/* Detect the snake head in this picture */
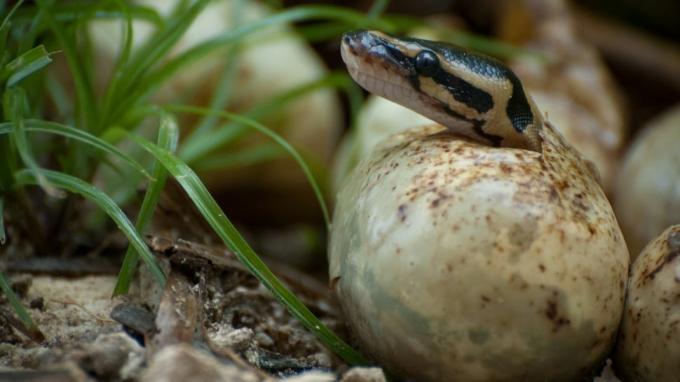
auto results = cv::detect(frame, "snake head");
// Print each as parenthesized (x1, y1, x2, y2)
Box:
(341, 30, 543, 152)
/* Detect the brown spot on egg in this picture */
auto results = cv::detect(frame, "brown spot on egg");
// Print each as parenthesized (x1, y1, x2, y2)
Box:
(397, 204, 407, 222)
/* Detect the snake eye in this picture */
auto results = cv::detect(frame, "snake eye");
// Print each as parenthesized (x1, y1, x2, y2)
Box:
(415, 50, 439, 77)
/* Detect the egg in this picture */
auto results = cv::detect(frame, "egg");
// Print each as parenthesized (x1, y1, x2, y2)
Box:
(614, 225, 680, 381)
(329, 123, 628, 381)
(615, 105, 680, 257)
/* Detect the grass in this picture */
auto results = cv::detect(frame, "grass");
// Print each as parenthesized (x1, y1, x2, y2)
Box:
(0, 0, 534, 367)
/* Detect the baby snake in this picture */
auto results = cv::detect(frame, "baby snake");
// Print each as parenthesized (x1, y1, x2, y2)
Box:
(340, 30, 543, 152)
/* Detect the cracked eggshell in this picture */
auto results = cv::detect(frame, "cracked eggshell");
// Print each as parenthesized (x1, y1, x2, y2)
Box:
(329, 124, 628, 381)
(615, 105, 680, 258)
(615, 225, 680, 382)
(503, 0, 626, 193)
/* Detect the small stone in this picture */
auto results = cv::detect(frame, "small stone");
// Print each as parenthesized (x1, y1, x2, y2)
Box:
(29, 297, 44, 310)
(207, 326, 254, 352)
(254, 331, 274, 347)
(142, 344, 259, 382)
(70, 332, 144, 381)
(281, 370, 336, 382)
(110, 302, 157, 337)
(341, 367, 386, 382)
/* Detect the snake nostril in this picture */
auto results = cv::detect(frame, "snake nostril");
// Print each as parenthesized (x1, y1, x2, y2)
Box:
(342, 34, 352, 46)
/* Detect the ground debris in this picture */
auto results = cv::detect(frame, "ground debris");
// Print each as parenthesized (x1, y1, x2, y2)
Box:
(0, 236, 356, 381)
(141, 344, 261, 382)
(69, 332, 144, 381)
(340, 368, 387, 382)
(0, 363, 89, 382)
(145, 235, 345, 377)
(110, 302, 156, 340)
(281, 370, 336, 382)
(149, 271, 199, 353)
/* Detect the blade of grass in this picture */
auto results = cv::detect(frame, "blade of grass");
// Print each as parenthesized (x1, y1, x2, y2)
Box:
(0, 271, 43, 341)
(0, 0, 24, 30)
(12, 2, 164, 26)
(113, 112, 178, 296)
(126, 132, 367, 366)
(0, 120, 152, 180)
(1, 45, 52, 87)
(367, 0, 390, 19)
(3, 87, 60, 197)
(180, 72, 353, 162)
(45, 72, 72, 119)
(0, 23, 9, 70)
(37, 0, 98, 131)
(13, 168, 166, 286)
(104, 0, 210, 125)
(193, 142, 283, 171)
(100, 0, 135, 129)
(296, 21, 351, 42)
(108, 5, 395, 123)
(0, 197, 5, 244)
(191, 0, 246, 137)
(15, 1, 49, 56)
(166, 104, 330, 230)
(190, 43, 242, 137)
(0, 0, 24, 69)
(439, 29, 545, 61)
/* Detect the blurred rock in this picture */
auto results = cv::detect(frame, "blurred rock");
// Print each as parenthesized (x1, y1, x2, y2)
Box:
(142, 344, 260, 382)
(340, 367, 387, 382)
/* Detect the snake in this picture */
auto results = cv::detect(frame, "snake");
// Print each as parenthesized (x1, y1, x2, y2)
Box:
(340, 30, 544, 152)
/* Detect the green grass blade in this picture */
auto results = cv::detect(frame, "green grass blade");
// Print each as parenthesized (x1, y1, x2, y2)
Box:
(163, 4, 394, 75)
(0, 23, 9, 70)
(190, 43, 241, 137)
(193, 143, 283, 172)
(100, 0, 135, 126)
(0, 271, 42, 340)
(37, 0, 98, 131)
(180, 72, 352, 162)
(13, 2, 164, 26)
(0, 197, 5, 244)
(113, 112, 178, 296)
(191, 0, 245, 138)
(126, 133, 367, 365)
(439, 29, 543, 61)
(296, 21, 350, 42)
(3, 87, 59, 196)
(0, 0, 24, 30)
(367, 0, 390, 19)
(107, 5, 395, 122)
(105, 0, 209, 124)
(13, 168, 166, 286)
(2, 45, 52, 87)
(167, 104, 330, 230)
(0, 120, 152, 180)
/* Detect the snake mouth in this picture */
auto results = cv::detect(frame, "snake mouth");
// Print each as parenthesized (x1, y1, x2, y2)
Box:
(341, 30, 415, 83)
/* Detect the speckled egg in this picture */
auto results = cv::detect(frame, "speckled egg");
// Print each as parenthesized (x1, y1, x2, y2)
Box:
(615, 105, 680, 257)
(615, 225, 680, 382)
(329, 123, 629, 381)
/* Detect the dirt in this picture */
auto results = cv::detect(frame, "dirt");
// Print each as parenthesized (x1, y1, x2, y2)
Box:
(0, 233, 385, 382)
